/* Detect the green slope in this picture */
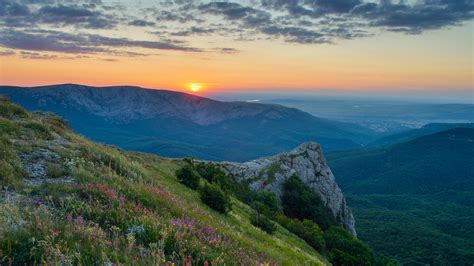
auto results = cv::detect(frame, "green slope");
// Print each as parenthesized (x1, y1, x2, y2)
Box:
(0, 97, 327, 265)
(327, 129, 474, 264)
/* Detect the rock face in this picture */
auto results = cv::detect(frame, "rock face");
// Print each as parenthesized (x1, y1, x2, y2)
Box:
(220, 142, 356, 236)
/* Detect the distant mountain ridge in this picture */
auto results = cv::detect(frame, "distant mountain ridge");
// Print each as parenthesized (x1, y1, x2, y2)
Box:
(328, 128, 474, 194)
(0, 84, 312, 125)
(0, 84, 374, 161)
(369, 122, 474, 147)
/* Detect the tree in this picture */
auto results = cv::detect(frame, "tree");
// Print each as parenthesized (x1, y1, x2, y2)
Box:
(250, 212, 276, 234)
(176, 164, 200, 190)
(324, 226, 375, 265)
(200, 183, 232, 213)
(282, 175, 335, 229)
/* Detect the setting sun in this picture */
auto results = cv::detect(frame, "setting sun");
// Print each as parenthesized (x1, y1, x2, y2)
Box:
(189, 83, 202, 92)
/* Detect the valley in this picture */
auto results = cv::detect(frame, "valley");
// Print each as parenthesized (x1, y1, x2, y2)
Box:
(327, 128, 474, 264)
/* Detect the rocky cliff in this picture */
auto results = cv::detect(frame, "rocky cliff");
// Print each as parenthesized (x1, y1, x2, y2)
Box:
(220, 142, 356, 236)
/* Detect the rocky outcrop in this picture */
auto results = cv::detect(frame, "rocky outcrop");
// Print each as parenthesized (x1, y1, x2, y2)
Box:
(220, 142, 356, 236)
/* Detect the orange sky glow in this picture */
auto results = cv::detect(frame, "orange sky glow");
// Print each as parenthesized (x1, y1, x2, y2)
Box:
(0, 1, 472, 97)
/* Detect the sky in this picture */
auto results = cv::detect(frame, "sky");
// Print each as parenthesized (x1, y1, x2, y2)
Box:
(0, 0, 473, 102)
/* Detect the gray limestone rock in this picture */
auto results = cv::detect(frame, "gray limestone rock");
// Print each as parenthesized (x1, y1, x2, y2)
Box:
(219, 142, 356, 236)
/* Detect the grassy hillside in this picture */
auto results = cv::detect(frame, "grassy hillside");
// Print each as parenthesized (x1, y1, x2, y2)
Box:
(0, 97, 327, 265)
(327, 129, 474, 264)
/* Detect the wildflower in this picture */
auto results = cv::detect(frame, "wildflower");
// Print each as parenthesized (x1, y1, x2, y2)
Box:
(75, 215, 85, 226)
(50, 229, 60, 237)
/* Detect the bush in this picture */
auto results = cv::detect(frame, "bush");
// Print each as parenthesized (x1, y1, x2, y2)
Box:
(0, 118, 20, 135)
(253, 191, 280, 215)
(21, 121, 53, 140)
(176, 164, 201, 190)
(0, 99, 28, 119)
(200, 183, 231, 213)
(324, 226, 375, 265)
(0, 137, 24, 188)
(195, 162, 233, 191)
(250, 212, 276, 234)
(300, 220, 326, 251)
(0, 160, 20, 188)
(46, 163, 67, 178)
(282, 175, 336, 229)
(275, 215, 325, 252)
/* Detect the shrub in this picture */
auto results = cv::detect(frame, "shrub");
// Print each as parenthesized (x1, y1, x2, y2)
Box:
(195, 162, 217, 182)
(0, 118, 20, 135)
(253, 191, 280, 215)
(300, 220, 326, 251)
(324, 226, 375, 265)
(46, 163, 67, 178)
(250, 212, 276, 234)
(0, 137, 24, 188)
(282, 175, 336, 229)
(195, 162, 233, 191)
(0, 99, 28, 119)
(200, 183, 231, 213)
(274, 214, 325, 252)
(44, 114, 69, 135)
(0, 160, 20, 188)
(175, 164, 201, 190)
(21, 121, 53, 140)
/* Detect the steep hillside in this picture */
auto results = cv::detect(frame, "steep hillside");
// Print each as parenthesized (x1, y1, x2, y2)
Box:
(327, 129, 474, 264)
(0, 97, 328, 264)
(0, 84, 374, 161)
(329, 128, 474, 194)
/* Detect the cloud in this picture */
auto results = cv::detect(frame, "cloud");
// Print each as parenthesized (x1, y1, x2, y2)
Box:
(353, 0, 474, 33)
(0, 50, 16, 56)
(20, 51, 59, 60)
(0, 30, 105, 53)
(213, 47, 240, 54)
(36, 4, 116, 29)
(155, 10, 204, 23)
(196, 1, 333, 43)
(0, 29, 202, 55)
(261, 25, 327, 43)
(0, 1, 116, 29)
(171, 26, 217, 36)
(0, 0, 30, 16)
(128, 19, 156, 27)
(0, 0, 472, 58)
(199, 2, 271, 26)
(261, 0, 474, 34)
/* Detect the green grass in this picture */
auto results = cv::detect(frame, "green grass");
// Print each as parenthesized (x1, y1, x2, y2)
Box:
(0, 98, 327, 265)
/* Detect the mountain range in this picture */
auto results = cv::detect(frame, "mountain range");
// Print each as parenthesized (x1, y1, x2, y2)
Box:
(0, 84, 374, 162)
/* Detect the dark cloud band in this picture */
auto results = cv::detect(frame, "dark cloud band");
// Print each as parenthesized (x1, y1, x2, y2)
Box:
(0, 0, 472, 57)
